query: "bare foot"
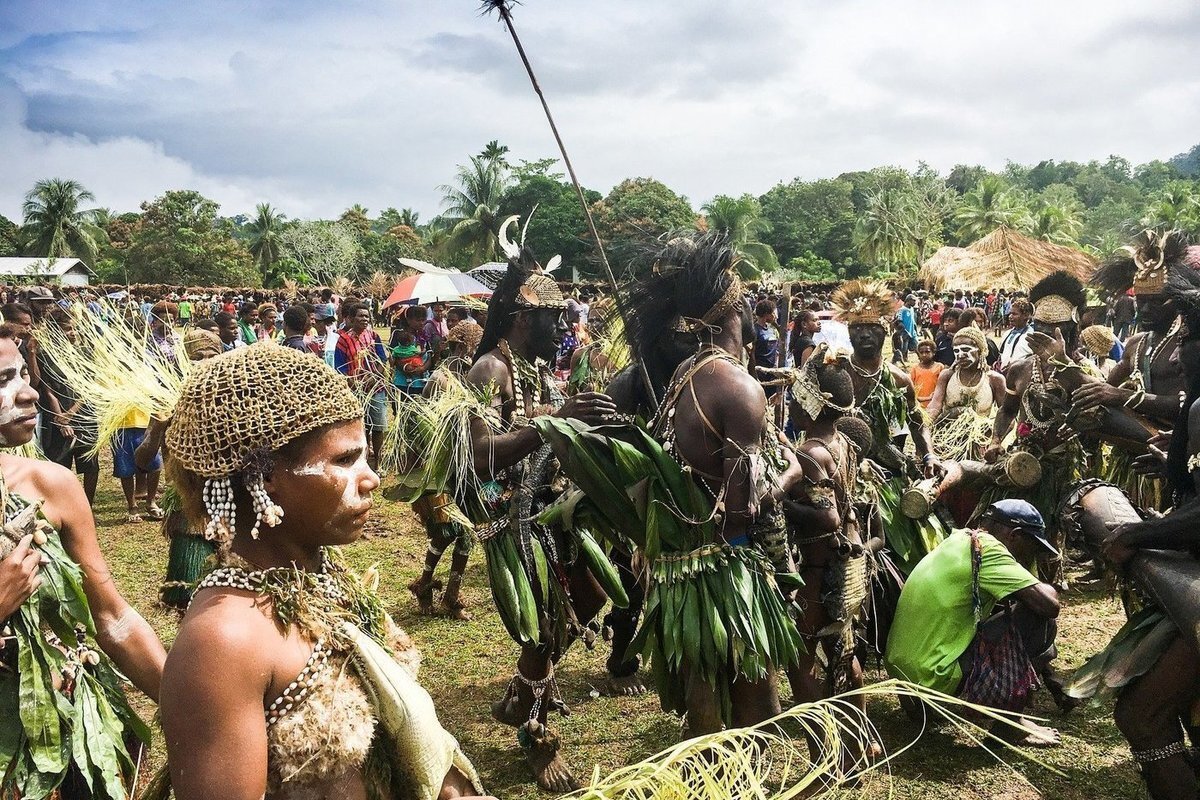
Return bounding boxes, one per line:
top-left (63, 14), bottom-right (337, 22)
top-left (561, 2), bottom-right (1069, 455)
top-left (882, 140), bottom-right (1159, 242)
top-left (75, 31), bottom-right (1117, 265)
top-left (440, 594), bottom-right (472, 621)
top-left (595, 671), bottom-right (648, 697)
top-left (997, 717), bottom-right (1061, 748)
top-left (408, 576), bottom-right (441, 615)
top-left (519, 721), bottom-right (580, 793)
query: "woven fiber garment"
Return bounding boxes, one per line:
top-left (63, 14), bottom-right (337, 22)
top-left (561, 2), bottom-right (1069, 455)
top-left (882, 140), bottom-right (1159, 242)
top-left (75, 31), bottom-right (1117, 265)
top-left (166, 343), bottom-right (363, 477)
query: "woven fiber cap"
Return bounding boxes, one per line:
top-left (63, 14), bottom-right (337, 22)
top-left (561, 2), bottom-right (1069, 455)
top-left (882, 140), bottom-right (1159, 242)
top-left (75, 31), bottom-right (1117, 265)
top-left (166, 344), bottom-right (363, 477)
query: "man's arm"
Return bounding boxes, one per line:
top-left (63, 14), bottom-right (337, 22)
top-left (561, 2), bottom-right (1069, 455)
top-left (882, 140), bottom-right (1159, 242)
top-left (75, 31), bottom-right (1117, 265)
top-left (1007, 582), bottom-right (1061, 618)
top-left (897, 367), bottom-right (940, 474)
top-left (987, 360), bottom-right (1027, 461)
top-left (464, 356), bottom-right (615, 478)
top-left (716, 367), bottom-right (769, 544)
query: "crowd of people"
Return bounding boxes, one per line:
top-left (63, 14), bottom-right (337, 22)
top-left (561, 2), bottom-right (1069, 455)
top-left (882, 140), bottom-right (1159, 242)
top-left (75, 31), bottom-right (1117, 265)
top-left (2, 228), bottom-right (1200, 800)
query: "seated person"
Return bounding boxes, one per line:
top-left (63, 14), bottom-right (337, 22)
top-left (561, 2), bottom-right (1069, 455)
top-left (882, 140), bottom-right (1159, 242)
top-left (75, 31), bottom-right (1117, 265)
top-left (885, 499), bottom-right (1062, 746)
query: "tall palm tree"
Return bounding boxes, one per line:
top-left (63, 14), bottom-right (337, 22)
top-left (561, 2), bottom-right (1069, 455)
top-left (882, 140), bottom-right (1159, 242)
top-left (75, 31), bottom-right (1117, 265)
top-left (1141, 182), bottom-right (1200, 233)
top-left (438, 155), bottom-right (511, 263)
top-left (246, 203), bottom-right (288, 283)
top-left (399, 208), bottom-right (420, 228)
top-left (700, 194), bottom-right (779, 277)
top-left (479, 140), bottom-right (510, 167)
top-left (21, 178), bottom-right (106, 266)
top-left (1026, 203), bottom-right (1082, 247)
top-left (854, 189), bottom-right (917, 269)
top-left (953, 176), bottom-right (1030, 242)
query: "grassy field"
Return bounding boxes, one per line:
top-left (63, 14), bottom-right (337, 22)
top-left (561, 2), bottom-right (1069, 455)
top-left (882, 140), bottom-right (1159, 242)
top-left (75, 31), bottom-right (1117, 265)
top-left (90, 470), bottom-right (1146, 799)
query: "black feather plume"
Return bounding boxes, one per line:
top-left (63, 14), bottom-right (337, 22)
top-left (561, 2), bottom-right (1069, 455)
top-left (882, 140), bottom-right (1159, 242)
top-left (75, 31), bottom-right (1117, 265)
top-left (475, 254), bottom-right (534, 360)
top-left (1029, 270), bottom-right (1086, 311)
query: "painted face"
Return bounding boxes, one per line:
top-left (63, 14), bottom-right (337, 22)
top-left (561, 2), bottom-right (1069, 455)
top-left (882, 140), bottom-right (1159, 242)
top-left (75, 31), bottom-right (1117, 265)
top-left (1136, 295), bottom-right (1176, 332)
top-left (268, 419), bottom-right (380, 546)
top-left (524, 308), bottom-right (565, 363)
top-left (0, 339), bottom-right (40, 446)
top-left (848, 323), bottom-right (886, 356)
top-left (952, 341), bottom-right (981, 367)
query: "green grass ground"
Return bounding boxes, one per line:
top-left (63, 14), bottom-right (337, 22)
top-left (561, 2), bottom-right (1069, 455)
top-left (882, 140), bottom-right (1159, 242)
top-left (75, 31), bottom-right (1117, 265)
top-left (93, 470), bottom-right (1145, 799)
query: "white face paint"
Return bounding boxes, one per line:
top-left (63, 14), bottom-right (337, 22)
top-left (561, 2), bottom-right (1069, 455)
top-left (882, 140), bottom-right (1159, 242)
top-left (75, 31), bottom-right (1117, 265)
top-left (289, 461), bottom-right (327, 477)
top-left (953, 343), bottom-right (981, 368)
top-left (0, 352), bottom-right (33, 441)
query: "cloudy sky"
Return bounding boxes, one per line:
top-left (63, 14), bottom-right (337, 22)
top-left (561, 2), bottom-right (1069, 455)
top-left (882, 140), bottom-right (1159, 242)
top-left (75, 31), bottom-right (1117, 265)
top-left (1, 0), bottom-right (1197, 223)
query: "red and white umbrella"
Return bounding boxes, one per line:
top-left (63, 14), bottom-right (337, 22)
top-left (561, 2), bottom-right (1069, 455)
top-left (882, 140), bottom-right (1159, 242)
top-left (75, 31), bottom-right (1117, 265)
top-left (382, 271), bottom-right (492, 309)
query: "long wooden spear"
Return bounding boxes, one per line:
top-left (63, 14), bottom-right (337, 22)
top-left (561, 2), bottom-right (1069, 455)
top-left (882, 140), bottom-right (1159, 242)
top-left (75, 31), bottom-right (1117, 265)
top-left (481, 0), bottom-right (659, 409)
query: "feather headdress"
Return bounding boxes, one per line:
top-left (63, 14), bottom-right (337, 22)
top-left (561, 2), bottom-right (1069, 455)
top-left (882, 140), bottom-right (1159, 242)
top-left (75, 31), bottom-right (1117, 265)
top-left (1029, 270), bottom-right (1085, 324)
top-left (475, 238), bottom-right (566, 360)
top-left (1092, 230), bottom-right (1191, 297)
top-left (831, 280), bottom-right (897, 327)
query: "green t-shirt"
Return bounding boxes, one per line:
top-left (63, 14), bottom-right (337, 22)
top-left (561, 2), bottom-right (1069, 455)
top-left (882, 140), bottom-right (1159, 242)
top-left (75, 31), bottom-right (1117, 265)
top-left (884, 529), bottom-right (1038, 695)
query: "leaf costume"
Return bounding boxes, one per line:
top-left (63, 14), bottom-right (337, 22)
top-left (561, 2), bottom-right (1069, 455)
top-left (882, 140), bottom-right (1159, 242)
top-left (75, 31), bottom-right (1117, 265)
top-left (0, 482), bottom-right (149, 800)
top-left (534, 345), bottom-right (803, 725)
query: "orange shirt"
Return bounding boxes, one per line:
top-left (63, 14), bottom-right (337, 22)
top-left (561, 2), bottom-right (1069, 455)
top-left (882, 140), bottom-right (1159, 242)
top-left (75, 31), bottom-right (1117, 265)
top-left (910, 362), bottom-right (945, 408)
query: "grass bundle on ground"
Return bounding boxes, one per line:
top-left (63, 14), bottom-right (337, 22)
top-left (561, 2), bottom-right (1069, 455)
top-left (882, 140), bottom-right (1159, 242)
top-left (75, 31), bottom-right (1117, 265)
top-left (569, 680), bottom-right (1057, 800)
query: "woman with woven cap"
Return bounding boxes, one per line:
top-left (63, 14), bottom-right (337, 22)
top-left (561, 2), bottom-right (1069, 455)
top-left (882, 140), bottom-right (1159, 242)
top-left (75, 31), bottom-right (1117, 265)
top-left (159, 345), bottom-right (490, 800)
top-left (926, 324), bottom-right (1006, 461)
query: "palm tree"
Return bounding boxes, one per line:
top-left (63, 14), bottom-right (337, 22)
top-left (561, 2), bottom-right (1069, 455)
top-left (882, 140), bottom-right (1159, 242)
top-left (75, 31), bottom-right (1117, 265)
top-left (21, 178), bottom-right (106, 266)
top-left (479, 140), bottom-right (510, 166)
top-left (1026, 203), bottom-right (1082, 247)
top-left (399, 208), bottom-right (420, 228)
top-left (1141, 182), bottom-right (1200, 233)
top-left (438, 155), bottom-right (511, 263)
top-left (854, 189), bottom-right (916, 270)
top-left (700, 194), bottom-right (779, 277)
top-left (953, 176), bottom-right (1030, 242)
top-left (246, 203), bottom-right (288, 283)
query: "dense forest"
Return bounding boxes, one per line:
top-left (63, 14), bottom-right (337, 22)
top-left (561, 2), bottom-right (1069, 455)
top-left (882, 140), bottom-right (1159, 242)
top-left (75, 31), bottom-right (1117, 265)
top-left (4, 140), bottom-right (1198, 288)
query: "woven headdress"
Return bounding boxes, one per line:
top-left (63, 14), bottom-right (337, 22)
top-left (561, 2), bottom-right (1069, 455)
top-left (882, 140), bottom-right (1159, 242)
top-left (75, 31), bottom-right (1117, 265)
top-left (831, 280), bottom-right (898, 327)
top-left (1093, 230), bottom-right (1191, 298)
top-left (1080, 324), bottom-right (1117, 358)
top-left (166, 344), bottom-right (362, 540)
top-left (1029, 271), bottom-right (1085, 324)
top-left (952, 325), bottom-right (988, 358)
top-left (444, 320), bottom-right (483, 354)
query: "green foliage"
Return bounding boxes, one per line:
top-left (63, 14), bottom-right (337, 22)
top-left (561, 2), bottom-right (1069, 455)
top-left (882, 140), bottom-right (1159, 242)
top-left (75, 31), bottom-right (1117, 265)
top-left (854, 169), bottom-right (955, 269)
top-left (700, 194), bottom-right (779, 278)
top-left (590, 177), bottom-right (696, 276)
top-left (124, 190), bottom-right (257, 286)
top-left (244, 203), bottom-right (290, 285)
top-left (759, 178), bottom-right (857, 273)
top-left (499, 162), bottom-right (599, 275)
top-left (952, 175), bottom-right (1030, 242)
top-left (278, 220), bottom-right (362, 285)
top-left (438, 146), bottom-right (513, 266)
top-left (1140, 181), bottom-right (1200, 235)
top-left (1171, 143), bottom-right (1200, 178)
top-left (0, 215), bottom-right (20, 257)
top-left (20, 178), bottom-right (107, 266)
top-left (360, 225), bottom-right (429, 276)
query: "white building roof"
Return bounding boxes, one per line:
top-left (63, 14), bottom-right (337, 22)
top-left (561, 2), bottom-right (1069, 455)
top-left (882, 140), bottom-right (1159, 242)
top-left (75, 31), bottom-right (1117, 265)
top-left (0, 257), bottom-right (94, 279)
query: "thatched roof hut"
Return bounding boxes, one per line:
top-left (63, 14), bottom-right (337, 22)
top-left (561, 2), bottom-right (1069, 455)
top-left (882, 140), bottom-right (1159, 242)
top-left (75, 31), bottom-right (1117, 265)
top-left (919, 227), bottom-right (1096, 292)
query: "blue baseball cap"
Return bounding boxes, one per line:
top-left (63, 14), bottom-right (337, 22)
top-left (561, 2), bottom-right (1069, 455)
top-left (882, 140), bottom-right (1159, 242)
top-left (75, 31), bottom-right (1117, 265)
top-left (982, 499), bottom-right (1057, 556)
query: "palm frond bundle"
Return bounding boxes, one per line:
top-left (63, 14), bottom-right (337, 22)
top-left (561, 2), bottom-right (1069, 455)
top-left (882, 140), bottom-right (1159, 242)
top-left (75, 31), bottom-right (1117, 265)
top-left (365, 270), bottom-right (393, 301)
top-left (34, 302), bottom-right (189, 457)
top-left (533, 417), bottom-right (802, 722)
top-left (332, 276), bottom-right (354, 298)
top-left (569, 679), bottom-right (1056, 800)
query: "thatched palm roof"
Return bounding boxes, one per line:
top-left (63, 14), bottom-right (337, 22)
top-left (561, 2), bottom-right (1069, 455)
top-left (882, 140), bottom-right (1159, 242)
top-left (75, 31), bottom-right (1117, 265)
top-left (919, 226), bottom-right (1096, 292)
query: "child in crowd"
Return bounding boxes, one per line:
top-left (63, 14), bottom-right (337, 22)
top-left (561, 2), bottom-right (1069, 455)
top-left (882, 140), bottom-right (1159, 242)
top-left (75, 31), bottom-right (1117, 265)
top-left (909, 340), bottom-right (944, 408)
top-left (391, 327), bottom-right (429, 395)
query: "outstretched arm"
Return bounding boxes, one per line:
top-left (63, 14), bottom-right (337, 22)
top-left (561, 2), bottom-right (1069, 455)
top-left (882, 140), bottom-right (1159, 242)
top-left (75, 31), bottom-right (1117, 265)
top-left (49, 466), bottom-right (166, 700)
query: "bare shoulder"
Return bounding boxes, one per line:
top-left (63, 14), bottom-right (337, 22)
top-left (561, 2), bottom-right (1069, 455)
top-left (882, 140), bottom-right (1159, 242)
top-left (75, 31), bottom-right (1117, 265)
top-left (796, 439), bottom-right (835, 475)
top-left (465, 349), bottom-right (508, 390)
top-left (0, 453), bottom-right (82, 525)
top-left (169, 590), bottom-right (280, 678)
top-left (887, 362), bottom-right (914, 389)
